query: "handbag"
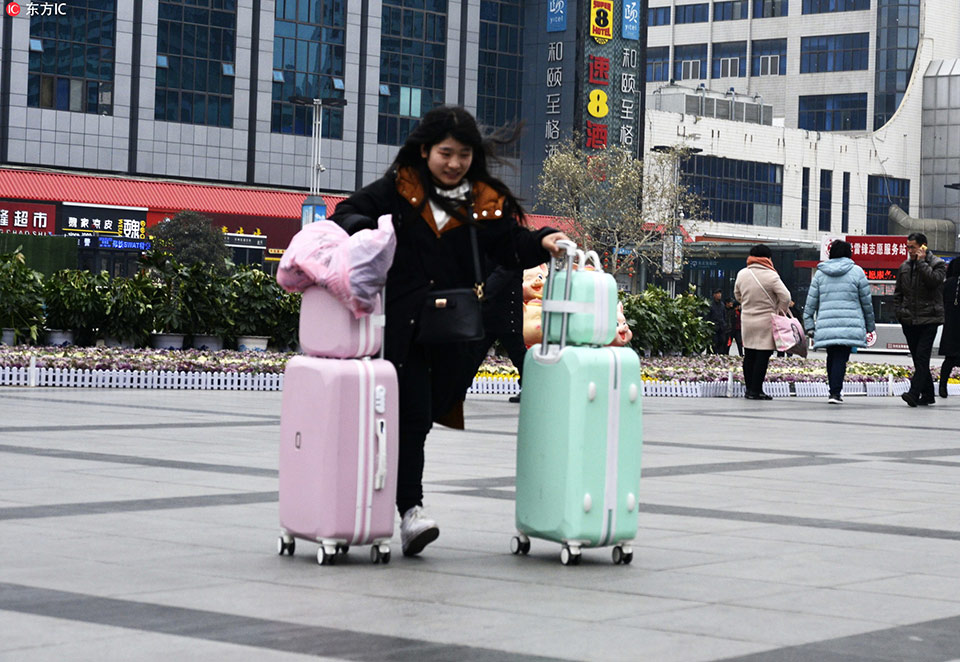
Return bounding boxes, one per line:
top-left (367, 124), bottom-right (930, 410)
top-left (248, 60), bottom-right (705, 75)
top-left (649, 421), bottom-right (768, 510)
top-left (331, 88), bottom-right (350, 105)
top-left (415, 222), bottom-right (486, 344)
top-left (748, 269), bottom-right (807, 357)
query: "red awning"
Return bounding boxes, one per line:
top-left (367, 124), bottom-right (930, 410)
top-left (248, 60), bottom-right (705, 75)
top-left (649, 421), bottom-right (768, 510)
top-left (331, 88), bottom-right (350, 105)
top-left (0, 167), bottom-right (346, 219)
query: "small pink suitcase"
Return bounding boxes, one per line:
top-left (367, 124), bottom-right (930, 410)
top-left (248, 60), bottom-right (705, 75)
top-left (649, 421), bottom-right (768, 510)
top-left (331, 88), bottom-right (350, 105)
top-left (277, 355), bottom-right (399, 565)
top-left (298, 286), bottom-right (383, 358)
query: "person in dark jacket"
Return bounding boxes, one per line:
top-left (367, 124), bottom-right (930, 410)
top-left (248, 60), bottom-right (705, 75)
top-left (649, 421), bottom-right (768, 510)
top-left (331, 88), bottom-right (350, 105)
top-left (894, 232), bottom-right (947, 407)
top-left (725, 299), bottom-right (743, 356)
top-left (329, 106), bottom-right (568, 556)
top-left (938, 258), bottom-right (960, 398)
top-left (802, 240), bottom-right (876, 404)
top-left (705, 289), bottom-right (729, 354)
top-left (469, 265), bottom-right (527, 403)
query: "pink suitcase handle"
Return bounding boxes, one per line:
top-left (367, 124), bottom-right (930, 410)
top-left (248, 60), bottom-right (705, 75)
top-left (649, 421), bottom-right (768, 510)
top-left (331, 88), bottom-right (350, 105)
top-left (374, 419), bottom-right (387, 490)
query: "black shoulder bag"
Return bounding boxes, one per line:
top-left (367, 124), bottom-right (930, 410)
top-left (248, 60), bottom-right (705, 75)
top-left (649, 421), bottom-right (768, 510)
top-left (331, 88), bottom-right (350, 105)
top-left (415, 223), bottom-right (486, 344)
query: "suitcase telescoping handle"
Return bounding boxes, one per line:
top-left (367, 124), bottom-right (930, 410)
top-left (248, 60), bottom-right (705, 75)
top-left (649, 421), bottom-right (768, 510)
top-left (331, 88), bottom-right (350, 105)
top-left (539, 239), bottom-right (578, 357)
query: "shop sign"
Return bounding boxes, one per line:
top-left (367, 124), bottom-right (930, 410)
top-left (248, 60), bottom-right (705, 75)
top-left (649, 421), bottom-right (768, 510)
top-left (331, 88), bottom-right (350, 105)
top-left (544, 40), bottom-right (565, 158)
top-left (224, 233), bottom-right (267, 249)
top-left (547, 0), bottom-right (566, 32)
top-left (590, 0), bottom-right (614, 44)
top-left (98, 237), bottom-right (152, 251)
top-left (845, 235), bottom-right (906, 267)
top-left (57, 203), bottom-right (147, 239)
top-left (621, 0), bottom-right (640, 40)
top-left (0, 200), bottom-right (56, 235)
top-left (864, 268), bottom-right (896, 281)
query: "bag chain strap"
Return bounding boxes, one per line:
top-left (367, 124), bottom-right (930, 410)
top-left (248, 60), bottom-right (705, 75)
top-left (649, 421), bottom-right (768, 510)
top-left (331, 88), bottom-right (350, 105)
top-left (467, 204), bottom-right (485, 300)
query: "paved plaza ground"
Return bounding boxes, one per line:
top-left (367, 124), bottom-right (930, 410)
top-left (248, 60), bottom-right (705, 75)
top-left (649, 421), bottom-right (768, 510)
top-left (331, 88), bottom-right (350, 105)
top-left (1, 379), bottom-right (960, 661)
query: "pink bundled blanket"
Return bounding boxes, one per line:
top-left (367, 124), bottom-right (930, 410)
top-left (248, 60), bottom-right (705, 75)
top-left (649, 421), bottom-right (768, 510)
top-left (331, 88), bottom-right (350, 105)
top-left (277, 215), bottom-right (396, 318)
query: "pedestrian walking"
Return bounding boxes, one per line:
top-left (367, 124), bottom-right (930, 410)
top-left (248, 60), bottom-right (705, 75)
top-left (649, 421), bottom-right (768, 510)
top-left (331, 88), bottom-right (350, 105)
top-left (734, 244), bottom-right (792, 400)
top-left (938, 258), bottom-right (960, 398)
top-left (894, 232), bottom-right (946, 407)
top-left (329, 106), bottom-right (569, 555)
top-left (705, 288), bottom-right (729, 354)
top-left (726, 299), bottom-right (743, 356)
top-left (801, 240), bottom-right (876, 404)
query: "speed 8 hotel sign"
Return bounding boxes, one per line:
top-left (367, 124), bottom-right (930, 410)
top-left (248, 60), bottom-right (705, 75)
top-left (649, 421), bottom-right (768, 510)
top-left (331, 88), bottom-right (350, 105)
top-left (584, 0), bottom-right (641, 152)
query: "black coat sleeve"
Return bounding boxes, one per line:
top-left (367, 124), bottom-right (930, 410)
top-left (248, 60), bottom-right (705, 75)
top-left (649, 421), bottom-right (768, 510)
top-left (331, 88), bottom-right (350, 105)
top-left (328, 175), bottom-right (397, 235)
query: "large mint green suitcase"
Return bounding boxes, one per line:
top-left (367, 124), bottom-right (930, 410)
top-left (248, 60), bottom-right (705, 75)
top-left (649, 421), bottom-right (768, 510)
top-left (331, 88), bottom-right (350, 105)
top-left (512, 242), bottom-right (643, 566)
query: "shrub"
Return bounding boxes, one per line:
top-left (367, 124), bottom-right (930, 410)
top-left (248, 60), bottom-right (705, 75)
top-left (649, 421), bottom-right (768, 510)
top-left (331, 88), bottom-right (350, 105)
top-left (620, 286), bottom-right (712, 356)
top-left (0, 249), bottom-right (45, 344)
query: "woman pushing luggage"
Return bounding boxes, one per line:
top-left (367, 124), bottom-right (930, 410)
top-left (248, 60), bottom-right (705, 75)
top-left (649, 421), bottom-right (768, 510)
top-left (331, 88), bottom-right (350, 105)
top-left (329, 106), bottom-right (569, 556)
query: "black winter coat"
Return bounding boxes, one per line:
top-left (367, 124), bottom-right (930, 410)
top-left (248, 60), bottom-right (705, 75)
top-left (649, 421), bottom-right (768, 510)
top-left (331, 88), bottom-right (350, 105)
top-left (329, 171), bottom-right (555, 369)
top-left (894, 252), bottom-right (946, 326)
top-left (940, 276), bottom-right (960, 357)
top-left (481, 265), bottom-right (524, 335)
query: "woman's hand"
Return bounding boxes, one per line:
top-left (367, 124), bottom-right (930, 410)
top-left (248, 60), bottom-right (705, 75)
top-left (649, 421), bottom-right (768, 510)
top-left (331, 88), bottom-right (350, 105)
top-left (541, 232), bottom-right (572, 258)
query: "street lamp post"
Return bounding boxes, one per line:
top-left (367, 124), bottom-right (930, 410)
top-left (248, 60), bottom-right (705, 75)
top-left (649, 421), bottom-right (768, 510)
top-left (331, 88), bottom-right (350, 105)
top-left (289, 95), bottom-right (348, 227)
top-left (652, 144), bottom-right (702, 296)
top-left (946, 183), bottom-right (960, 251)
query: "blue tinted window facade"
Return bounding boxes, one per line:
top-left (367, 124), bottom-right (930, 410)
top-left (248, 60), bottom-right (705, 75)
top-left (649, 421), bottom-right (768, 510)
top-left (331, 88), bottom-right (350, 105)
top-left (675, 3), bottom-right (709, 23)
top-left (155, 0), bottom-right (237, 127)
top-left (27, 0), bottom-right (116, 114)
top-left (803, 0), bottom-right (869, 12)
top-left (477, 0), bottom-right (522, 135)
top-left (674, 44), bottom-right (707, 81)
top-left (647, 47), bottom-right (670, 82)
top-left (714, 0), bottom-right (748, 20)
top-left (841, 172), bottom-right (850, 233)
top-left (866, 175), bottom-right (909, 234)
top-left (801, 168), bottom-right (810, 230)
top-left (798, 93), bottom-right (867, 131)
top-left (753, 0), bottom-right (788, 17)
top-left (271, 0), bottom-right (346, 138)
top-left (874, 0), bottom-right (920, 129)
top-left (680, 155), bottom-right (784, 226)
top-left (751, 39), bottom-right (787, 75)
top-left (379, 0), bottom-right (447, 146)
top-left (712, 41), bottom-right (747, 78)
top-left (819, 170), bottom-right (833, 231)
top-left (800, 33), bottom-right (869, 73)
top-left (648, 6), bottom-right (671, 25)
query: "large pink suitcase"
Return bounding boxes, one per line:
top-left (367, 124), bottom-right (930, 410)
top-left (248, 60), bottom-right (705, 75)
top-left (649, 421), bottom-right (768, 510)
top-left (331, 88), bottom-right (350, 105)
top-left (298, 286), bottom-right (383, 358)
top-left (277, 355), bottom-right (399, 565)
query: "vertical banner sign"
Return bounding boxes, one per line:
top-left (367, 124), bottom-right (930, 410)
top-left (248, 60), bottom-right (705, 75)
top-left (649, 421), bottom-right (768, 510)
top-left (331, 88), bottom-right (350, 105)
top-left (547, 0), bottom-right (566, 32)
top-left (621, 0), bottom-right (639, 40)
top-left (590, 0), bottom-right (614, 44)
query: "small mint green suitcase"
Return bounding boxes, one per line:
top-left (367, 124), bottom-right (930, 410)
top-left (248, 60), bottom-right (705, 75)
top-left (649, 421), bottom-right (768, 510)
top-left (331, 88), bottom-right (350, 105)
top-left (543, 250), bottom-right (618, 346)
top-left (512, 242), bottom-right (643, 566)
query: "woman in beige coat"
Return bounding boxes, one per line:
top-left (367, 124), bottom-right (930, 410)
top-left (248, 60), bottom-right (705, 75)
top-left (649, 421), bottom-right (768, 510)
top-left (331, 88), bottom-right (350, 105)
top-left (733, 244), bottom-right (792, 400)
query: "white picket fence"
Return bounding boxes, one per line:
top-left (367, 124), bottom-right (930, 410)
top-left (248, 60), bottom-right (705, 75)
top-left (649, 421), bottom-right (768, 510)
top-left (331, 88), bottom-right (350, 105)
top-left (0, 366), bottom-right (282, 391)
top-left (0, 362), bottom-right (930, 398)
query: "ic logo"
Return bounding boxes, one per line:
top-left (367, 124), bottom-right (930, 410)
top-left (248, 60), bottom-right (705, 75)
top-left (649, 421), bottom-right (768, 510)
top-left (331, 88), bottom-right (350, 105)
top-left (5, 2), bottom-right (21, 17)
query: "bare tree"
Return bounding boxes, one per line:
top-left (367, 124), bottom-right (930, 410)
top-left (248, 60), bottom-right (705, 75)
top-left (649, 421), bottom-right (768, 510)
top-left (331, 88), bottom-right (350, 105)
top-left (537, 140), bottom-right (707, 277)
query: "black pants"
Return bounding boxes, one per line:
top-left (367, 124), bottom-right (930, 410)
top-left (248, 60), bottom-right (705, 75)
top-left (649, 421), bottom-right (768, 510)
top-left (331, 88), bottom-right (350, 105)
top-left (727, 331), bottom-right (743, 356)
top-left (712, 330), bottom-right (728, 355)
top-left (742, 348), bottom-right (773, 396)
top-left (902, 323), bottom-right (939, 401)
top-left (825, 345), bottom-right (851, 398)
top-left (940, 355), bottom-right (958, 389)
top-left (394, 343), bottom-right (433, 517)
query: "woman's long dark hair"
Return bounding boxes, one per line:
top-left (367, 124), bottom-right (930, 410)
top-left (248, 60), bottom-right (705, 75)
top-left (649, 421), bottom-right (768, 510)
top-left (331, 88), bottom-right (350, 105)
top-left (389, 105), bottom-right (526, 226)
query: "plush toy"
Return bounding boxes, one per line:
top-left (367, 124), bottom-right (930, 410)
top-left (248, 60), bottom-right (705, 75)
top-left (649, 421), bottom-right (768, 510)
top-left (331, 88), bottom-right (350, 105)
top-left (609, 301), bottom-right (633, 347)
top-left (521, 264), bottom-right (548, 347)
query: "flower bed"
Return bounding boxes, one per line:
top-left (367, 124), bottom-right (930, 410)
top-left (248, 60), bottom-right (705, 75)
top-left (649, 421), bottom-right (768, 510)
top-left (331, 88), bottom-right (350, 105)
top-left (0, 345), bottom-right (954, 394)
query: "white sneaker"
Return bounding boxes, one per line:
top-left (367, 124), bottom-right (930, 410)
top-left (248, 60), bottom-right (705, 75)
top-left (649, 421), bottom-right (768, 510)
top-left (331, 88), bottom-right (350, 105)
top-left (828, 395), bottom-right (843, 404)
top-left (400, 506), bottom-right (439, 557)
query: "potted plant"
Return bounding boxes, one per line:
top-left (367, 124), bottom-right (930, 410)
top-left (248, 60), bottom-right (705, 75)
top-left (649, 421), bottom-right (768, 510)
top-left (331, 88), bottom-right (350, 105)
top-left (229, 265), bottom-right (280, 351)
top-left (182, 260), bottom-right (235, 351)
top-left (0, 249), bottom-right (44, 345)
top-left (102, 272), bottom-right (156, 348)
top-left (141, 251), bottom-right (189, 349)
top-left (42, 269), bottom-right (109, 346)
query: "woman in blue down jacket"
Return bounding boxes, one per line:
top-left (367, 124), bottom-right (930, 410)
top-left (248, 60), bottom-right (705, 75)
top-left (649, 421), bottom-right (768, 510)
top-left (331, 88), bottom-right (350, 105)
top-left (802, 240), bottom-right (876, 404)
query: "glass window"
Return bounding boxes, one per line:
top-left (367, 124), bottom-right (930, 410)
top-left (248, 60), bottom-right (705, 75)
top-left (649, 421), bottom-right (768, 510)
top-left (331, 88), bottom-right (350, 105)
top-left (379, 0), bottom-right (447, 145)
top-left (648, 6), bottom-right (671, 25)
top-left (841, 172), bottom-right (850, 233)
top-left (712, 41), bottom-right (747, 78)
top-left (27, 0), bottom-right (117, 115)
top-left (674, 44), bottom-right (707, 81)
top-left (680, 155), bottom-right (783, 225)
top-left (647, 47), bottom-right (670, 83)
top-left (802, 0), bottom-right (869, 13)
top-left (819, 169), bottom-right (833, 231)
top-left (798, 93), bottom-right (868, 131)
top-left (874, 0), bottom-right (920, 129)
top-left (753, 0), bottom-right (788, 17)
top-left (675, 3), bottom-right (709, 23)
top-left (866, 175), bottom-right (909, 234)
top-left (800, 33), bottom-right (869, 73)
top-left (157, 0), bottom-right (237, 127)
top-left (713, 0), bottom-right (748, 20)
top-left (751, 39), bottom-right (786, 75)
top-left (801, 167), bottom-right (810, 230)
